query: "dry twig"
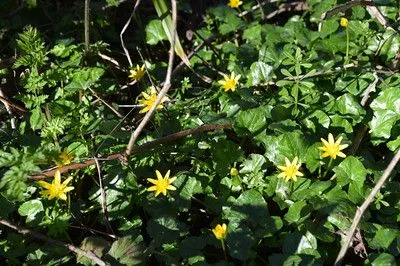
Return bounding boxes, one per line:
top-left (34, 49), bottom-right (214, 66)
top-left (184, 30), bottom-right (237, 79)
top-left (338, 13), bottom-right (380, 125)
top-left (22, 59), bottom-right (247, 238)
top-left (30, 123), bottom-right (232, 179)
top-left (120, 0), bottom-right (142, 67)
top-left (125, 0), bottom-right (178, 156)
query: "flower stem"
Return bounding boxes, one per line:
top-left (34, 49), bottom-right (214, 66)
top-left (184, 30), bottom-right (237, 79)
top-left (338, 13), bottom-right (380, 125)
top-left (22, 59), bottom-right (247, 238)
top-left (221, 239), bottom-right (228, 262)
top-left (323, 158), bottom-right (333, 178)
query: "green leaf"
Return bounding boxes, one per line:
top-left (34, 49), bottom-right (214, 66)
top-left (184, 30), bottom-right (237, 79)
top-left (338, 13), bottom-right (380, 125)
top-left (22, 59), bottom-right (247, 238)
top-left (248, 61), bottom-right (273, 85)
top-left (319, 19), bottom-right (339, 38)
top-left (284, 200), bottom-right (311, 224)
top-left (239, 154), bottom-right (266, 174)
top-left (334, 156), bottom-right (367, 188)
top-left (0, 194), bottom-right (14, 218)
top-left (18, 199), bottom-right (43, 223)
top-left (223, 189), bottom-right (273, 228)
top-left (330, 93), bottom-right (365, 121)
top-left (283, 231), bottom-right (319, 257)
top-left (235, 105), bottom-right (268, 134)
top-left (302, 110), bottom-right (330, 133)
top-left (304, 143), bottom-right (322, 173)
top-left (370, 87), bottom-right (400, 141)
top-left (369, 253), bottom-right (396, 266)
top-left (152, 0), bottom-right (190, 66)
top-left (145, 19), bottom-right (168, 45)
top-left (180, 236), bottom-right (207, 259)
top-left (368, 224), bottom-right (398, 249)
top-left (64, 67), bottom-right (105, 92)
top-left (30, 107), bottom-right (44, 130)
top-left (226, 224), bottom-right (256, 261)
top-left (108, 235), bottom-right (145, 265)
top-left (212, 139), bottom-right (243, 176)
top-left (262, 131), bottom-right (309, 165)
top-left (147, 216), bottom-right (186, 244)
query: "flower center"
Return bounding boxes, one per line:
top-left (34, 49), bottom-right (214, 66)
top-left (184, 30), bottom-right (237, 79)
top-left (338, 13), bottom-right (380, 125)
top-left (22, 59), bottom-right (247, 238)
top-left (286, 166), bottom-right (297, 177)
top-left (224, 79), bottom-right (236, 90)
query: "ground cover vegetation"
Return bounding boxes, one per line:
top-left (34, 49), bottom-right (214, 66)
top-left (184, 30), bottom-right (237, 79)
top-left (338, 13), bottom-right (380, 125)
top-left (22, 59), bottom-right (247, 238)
top-left (0, 0), bottom-right (400, 265)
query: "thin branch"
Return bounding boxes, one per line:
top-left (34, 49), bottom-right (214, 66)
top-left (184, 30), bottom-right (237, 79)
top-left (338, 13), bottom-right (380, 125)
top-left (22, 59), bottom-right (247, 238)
top-left (94, 158), bottom-right (114, 234)
top-left (88, 87), bottom-right (124, 118)
top-left (120, 0), bottom-right (142, 67)
top-left (84, 0), bottom-right (90, 55)
top-left (125, 0), bottom-right (178, 156)
top-left (0, 218), bottom-right (108, 266)
top-left (0, 88), bottom-right (16, 129)
top-left (0, 95), bottom-right (27, 113)
top-left (30, 123), bottom-right (232, 180)
top-left (334, 148), bottom-right (400, 265)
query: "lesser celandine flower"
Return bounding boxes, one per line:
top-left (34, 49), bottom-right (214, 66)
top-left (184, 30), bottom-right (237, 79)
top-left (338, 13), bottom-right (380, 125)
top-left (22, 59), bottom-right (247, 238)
top-left (147, 170), bottom-right (177, 197)
top-left (212, 223), bottom-right (228, 240)
top-left (277, 157), bottom-right (304, 182)
top-left (129, 64), bottom-right (146, 81)
top-left (218, 72), bottom-right (241, 92)
top-left (212, 223), bottom-right (228, 261)
top-left (37, 170), bottom-right (74, 201)
top-left (340, 17), bottom-right (349, 28)
top-left (228, 0), bottom-right (243, 8)
top-left (138, 87), bottom-right (168, 113)
top-left (318, 133), bottom-right (349, 159)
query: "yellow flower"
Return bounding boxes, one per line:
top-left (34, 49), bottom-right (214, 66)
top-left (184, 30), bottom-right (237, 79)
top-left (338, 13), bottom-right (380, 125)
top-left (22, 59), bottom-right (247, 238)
top-left (230, 167), bottom-right (239, 176)
top-left (54, 150), bottom-right (73, 167)
top-left (228, 0), bottom-right (243, 8)
top-left (37, 170), bottom-right (74, 201)
top-left (129, 64), bottom-right (146, 81)
top-left (277, 157), bottom-right (304, 182)
top-left (147, 170), bottom-right (177, 197)
top-left (318, 133), bottom-right (349, 159)
top-left (340, 17), bottom-right (349, 28)
top-left (212, 223), bottom-right (228, 240)
top-left (138, 87), bottom-right (168, 113)
top-left (218, 72), bottom-right (241, 92)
